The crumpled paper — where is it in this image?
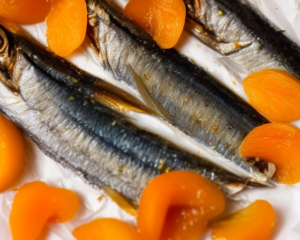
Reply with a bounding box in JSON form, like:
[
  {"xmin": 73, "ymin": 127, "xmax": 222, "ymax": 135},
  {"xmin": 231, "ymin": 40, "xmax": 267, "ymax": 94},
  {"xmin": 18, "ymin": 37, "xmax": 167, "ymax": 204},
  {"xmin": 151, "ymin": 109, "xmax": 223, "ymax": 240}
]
[{"xmin": 1, "ymin": 0, "xmax": 300, "ymax": 239}]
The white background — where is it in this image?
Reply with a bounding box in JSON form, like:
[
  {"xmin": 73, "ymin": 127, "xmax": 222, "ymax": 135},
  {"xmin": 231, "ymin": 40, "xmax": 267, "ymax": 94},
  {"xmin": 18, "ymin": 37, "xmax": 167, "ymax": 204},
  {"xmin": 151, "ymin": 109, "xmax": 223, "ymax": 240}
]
[{"xmin": 1, "ymin": 0, "xmax": 300, "ymax": 239}]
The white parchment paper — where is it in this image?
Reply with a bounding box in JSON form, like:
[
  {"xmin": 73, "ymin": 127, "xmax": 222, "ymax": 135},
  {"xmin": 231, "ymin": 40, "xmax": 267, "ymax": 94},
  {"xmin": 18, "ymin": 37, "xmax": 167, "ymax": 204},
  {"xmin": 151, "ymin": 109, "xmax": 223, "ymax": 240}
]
[{"xmin": 0, "ymin": 0, "xmax": 300, "ymax": 239}]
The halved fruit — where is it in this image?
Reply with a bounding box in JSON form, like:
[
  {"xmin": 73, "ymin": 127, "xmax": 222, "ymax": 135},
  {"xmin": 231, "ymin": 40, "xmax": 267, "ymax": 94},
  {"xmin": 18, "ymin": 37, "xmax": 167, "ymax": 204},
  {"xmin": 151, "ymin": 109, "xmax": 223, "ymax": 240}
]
[
  {"xmin": 243, "ymin": 69, "xmax": 300, "ymax": 123},
  {"xmin": 211, "ymin": 200, "xmax": 276, "ymax": 240},
  {"xmin": 0, "ymin": 0, "xmax": 51, "ymax": 24},
  {"xmin": 0, "ymin": 114, "xmax": 24, "ymax": 192},
  {"xmin": 10, "ymin": 181, "xmax": 80, "ymax": 240},
  {"xmin": 240, "ymin": 123, "xmax": 300, "ymax": 184},
  {"xmin": 73, "ymin": 218, "xmax": 142, "ymax": 240},
  {"xmin": 124, "ymin": 0, "xmax": 186, "ymax": 49},
  {"xmin": 137, "ymin": 171, "xmax": 225, "ymax": 240},
  {"xmin": 46, "ymin": 0, "xmax": 87, "ymax": 56}
]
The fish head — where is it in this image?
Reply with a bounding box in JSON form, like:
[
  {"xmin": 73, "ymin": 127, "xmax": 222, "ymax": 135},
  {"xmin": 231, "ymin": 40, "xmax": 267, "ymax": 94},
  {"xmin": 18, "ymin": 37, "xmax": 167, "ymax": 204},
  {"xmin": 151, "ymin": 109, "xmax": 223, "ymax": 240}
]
[
  {"xmin": 0, "ymin": 26, "xmax": 10, "ymax": 58},
  {"xmin": 0, "ymin": 25, "xmax": 20, "ymax": 92}
]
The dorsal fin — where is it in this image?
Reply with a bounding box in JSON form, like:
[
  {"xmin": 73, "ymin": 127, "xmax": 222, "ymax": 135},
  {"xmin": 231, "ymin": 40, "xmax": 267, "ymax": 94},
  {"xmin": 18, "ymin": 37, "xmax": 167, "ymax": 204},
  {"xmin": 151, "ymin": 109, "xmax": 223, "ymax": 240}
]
[{"xmin": 128, "ymin": 65, "xmax": 171, "ymax": 120}]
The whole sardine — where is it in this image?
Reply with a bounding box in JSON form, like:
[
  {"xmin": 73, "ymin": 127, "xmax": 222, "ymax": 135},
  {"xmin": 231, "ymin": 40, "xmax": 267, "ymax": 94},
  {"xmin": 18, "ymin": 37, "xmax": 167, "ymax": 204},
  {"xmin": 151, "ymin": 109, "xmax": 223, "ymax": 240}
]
[
  {"xmin": 0, "ymin": 26, "xmax": 247, "ymax": 202},
  {"xmin": 86, "ymin": 0, "xmax": 273, "ymax": 183},
  {"xmin": 184, "ymin": 0, "xmax": 300, "ymax": 78}
]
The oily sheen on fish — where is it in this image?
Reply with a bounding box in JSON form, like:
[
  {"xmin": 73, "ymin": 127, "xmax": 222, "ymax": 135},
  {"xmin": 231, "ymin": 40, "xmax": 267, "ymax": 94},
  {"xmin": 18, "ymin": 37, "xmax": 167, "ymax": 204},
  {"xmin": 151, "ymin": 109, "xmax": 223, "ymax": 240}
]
[
  {"xmin": 86, "ymin": 0, "xmax": 273, "ymax": 183},
  {"xmin": 0, "ymin": 26, "xmax": 247, "ymax": 202},
  {"xmin": 184, "ymin": 0, "xmax": 300, "ymax": 79}
]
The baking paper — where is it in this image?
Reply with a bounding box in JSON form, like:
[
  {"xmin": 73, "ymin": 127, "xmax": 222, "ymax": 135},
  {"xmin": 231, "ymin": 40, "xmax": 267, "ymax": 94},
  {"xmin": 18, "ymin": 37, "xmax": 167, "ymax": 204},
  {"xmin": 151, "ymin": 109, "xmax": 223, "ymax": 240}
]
[{"xmin": 0, "ymin": 0, "xmax": 300, "ymax": 239}]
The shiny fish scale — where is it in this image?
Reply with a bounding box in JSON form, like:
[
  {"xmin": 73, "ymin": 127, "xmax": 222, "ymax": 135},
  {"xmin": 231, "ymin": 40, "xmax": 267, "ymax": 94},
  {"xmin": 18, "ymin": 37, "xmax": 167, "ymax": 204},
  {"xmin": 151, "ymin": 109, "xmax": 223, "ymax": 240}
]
[
  {"xmin": 0, "ymin": 28, "xmax": 246, "ymax": 201},
  {"xmin": 184, "ymin": 0, "xmax": 300, "ymax": 78},
  {"xmin": 87, "ymin": 0, "xmax": 270, "ymax": 179}
]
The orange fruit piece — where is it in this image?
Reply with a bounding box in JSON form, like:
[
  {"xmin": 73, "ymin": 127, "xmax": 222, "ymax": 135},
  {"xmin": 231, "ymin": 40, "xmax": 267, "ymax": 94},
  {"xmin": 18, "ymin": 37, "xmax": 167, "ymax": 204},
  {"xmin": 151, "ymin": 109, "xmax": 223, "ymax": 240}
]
[
  {"xmin": 243, "ymin": 69, "xmax": 300, "ymax": 123},
  {"xmin": 10, "ymin": 181, "xmax": 80, "ymax": 240},
  {"xmin": 0, "ymin": 0, "xmax": 51, "ymax": 24},
  {"xmin": 211, "ymin": 200, "xmax": 276, "ymax": 240},
  {"xmin": 0, "ymin": 114, "xmax": 24, "ymax": 192},
  {"xmin": 73, "ymin": 218, "xmax": 142, "ymax": 240},
  {"xmin": 137, "ymin": 171, "xmax": 225, "ymax": 240},
  {"xmin": 46, "ymin": 0, "xmax": 87, "ymax": 56},
  {"xmin": 124, "ymin": 0, "xmax": 186, "ymax": 49},
  {"xmin": 240, "ymin": 123, "xmax": 300, "ymax": 184}
]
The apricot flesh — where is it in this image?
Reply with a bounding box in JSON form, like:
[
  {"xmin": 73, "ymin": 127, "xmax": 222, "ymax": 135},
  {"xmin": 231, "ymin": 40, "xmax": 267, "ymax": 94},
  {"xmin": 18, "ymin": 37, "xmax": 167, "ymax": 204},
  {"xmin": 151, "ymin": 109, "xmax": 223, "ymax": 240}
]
[
  {"xmin": 137, "ymin": 171, "xmax": 225, "ymax": 240},
  {"xmin": 124, "ymin": 0, "xmax": 186, "ymax": 49},
  {"xmin": 240, "ymin": 123, "xmax": 300, "ymax": 184},
  {"xmin": 46, "ymin": 0, "xmax": 87, "ymax": 56},
  {"xmin": 0, "ymin": 0, "xmax": 51, "ymax": 24},
  {"xmin": 0, "ymin": 114, "xmax": 24, "ymax": 192},
  {"xmin": 10, "ymin": 181, "xmax": 80, "ymax": 240},
  {"xmin": 73, "ymin": 218, "xmax": 142, "ymax": 240},
  {"xmin": 211, "ymin": 200, "xmax": 276, "ymax": 240},
  {"xmin": 243, "ymin": 69, "xmax": 300, "ymax": 123}
]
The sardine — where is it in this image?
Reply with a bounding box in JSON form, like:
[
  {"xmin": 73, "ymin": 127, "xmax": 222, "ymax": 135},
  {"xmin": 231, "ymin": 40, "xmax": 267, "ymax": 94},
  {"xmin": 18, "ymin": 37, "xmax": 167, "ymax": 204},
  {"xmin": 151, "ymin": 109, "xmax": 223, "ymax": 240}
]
[
  {"xmin": 86, "ymin": 0, "xmax": 274, "ymax": 183},
  {"xmin": 184, "ymin": 0, "xmax": 300, "ymax": 78},
  {"xmin": 0, "ymin": 25, "xmax": 247, "ymax": 202}
]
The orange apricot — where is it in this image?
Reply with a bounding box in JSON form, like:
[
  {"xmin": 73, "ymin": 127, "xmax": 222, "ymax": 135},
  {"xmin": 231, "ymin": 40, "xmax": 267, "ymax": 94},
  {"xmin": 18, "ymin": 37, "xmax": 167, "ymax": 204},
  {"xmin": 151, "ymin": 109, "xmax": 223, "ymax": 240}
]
[
  {"xmin": 73, "ymin": 218, "xmax": 142, "ymax": 240},
  {"xmin": 0, "ymin": 0, "xmax": 51, "ymax": 24},
  {"xmin": 124, "ymin": 0, "xmax": 186, "ymax": 49},
  {"xmin": 243, "ymin": 69, "xmax": 300, "ymax": 123},
  {"xmin": 211, "ymin": 200, "xmax": 276, "ymax": 240},
  {"xmin": 10, "ymin": 181, "xmax": 80, "ymax": 240},
  {"xmin": 240, "ymin": 123, "xmax": 300, "ymax": 184},
  {"xmin": 0, "ymin": 114, "xmax": 24, "ymax": 192},
  {"xmin": 46, "ymin": 0, "xmax": 87, "ymax": 56},
  {"xmin": 137, "ymin": 171, "xmax": 225, "ymax": 240}
]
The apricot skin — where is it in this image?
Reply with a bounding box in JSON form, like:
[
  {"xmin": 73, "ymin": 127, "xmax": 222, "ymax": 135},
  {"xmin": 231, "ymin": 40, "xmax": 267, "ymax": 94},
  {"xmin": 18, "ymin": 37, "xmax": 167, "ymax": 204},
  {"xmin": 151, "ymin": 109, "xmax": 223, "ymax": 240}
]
[
  {"xmin": 124, "ymin": 0, "xmax": 186, "ymax": 49},
  {"xmin": 137, "ymin": 171, "xmax": 225, "ymax": 240},
  {"xmin": 243, "ymin": 69, "xmax": 300, "ymax": 123},
  {"xmin": 10, "ymin": 181, "xmax": 80, "ymax": 240},
  {"xmin": 73, "ymin": 218, "xmax": 142, "ymax": 240},
  {"xmin": 46, "ymin": 0, "xmax": 87, "ymax": 56},
  {"xmin": 0, "ymin": 0, "xmax": 51, "ymax": 24},
  {"xmin": 211, "ymin": 200, "xmax": 276, "ymax": 240},
  {"xmin": 0, "ymin": 114, "xmax": 25, "ymax": 192},
  {"xmin": 240, "ymin": 123, "xmax": 300, "ymax": 184}
]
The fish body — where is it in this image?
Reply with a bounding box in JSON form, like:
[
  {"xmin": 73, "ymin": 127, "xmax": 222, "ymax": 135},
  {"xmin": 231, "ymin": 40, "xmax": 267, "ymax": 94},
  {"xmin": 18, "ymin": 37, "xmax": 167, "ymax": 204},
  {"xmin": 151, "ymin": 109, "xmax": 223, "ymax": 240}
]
[
  {"xmin": 184, "ymin": 0, "xmax": 300, "ymax": 78},
  {"xmin": 86, "ymin": 0, "xmax": 272, "ymax": 182},
  {"xmin": 0, "ymin": 26, "xmax": 246, "ymax": 202}
]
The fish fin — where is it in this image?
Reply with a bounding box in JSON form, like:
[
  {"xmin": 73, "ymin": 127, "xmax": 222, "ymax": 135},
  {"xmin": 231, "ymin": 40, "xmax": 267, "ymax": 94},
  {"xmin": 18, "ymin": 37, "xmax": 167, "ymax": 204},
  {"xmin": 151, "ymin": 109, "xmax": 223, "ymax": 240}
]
[
  {"xmin": 88, "ymin": 33, "xmax": 119, "ymax": 79},
  {"xmin": 102, "ymin": 56, "xmax": 120, "ymax": 81},
  {"xmin": 185, "ymin": 18, "xmax": 252, "ymax": 55},
  {"xmin": 127, "ymin": 65, "xmax": 171, "ymax": 120},
  {"xmin": 93, "ymin": 90, "xmax": 147, "ymax": 113},
  {"xmin": 102, "ymin": 187, "xmax": 138, "ymax": 218}
]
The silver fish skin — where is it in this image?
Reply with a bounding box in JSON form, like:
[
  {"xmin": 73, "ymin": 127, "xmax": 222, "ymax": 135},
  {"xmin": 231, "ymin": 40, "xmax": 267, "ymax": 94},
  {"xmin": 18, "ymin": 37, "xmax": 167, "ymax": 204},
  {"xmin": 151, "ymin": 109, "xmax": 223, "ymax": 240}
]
[
  {"xmin": 184, "ymin": 0, "xmax": 300, "ymax": 78},
  {"xmin": 0, "ymin": 26, "xmax": 246, "ymax": 202},
  {"xmin": 86, "ymin": 0, "xmax": 273, "ymax": 183}
]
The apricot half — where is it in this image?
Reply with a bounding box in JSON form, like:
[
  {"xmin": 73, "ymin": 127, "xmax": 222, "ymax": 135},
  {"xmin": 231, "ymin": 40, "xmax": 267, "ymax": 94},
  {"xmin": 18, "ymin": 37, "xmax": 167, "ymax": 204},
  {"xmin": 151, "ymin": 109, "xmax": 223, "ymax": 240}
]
[
  {"xmin": 137, "ymin": 171, "xmax": 225, "ymax": 240},
  {"xmin": 243, "ymin": 69, "xmax": 300, "ymax": 123},
  {"xmin": 10, "ymin": 181, "xmax": 80, "ymax": 240},
  {"xmin": 73, "ymin": 218, "xmax": 142, "ymax": 240},
  {"xmin": 124, "ymin": 0, "xmax": 186, "ymax": 49},
  {"xmin": 211, "ymin": 200, "xmax": 276, "ymax": 240},
  {"xmin": 0, "ymin": 114, "xmax": 24, "ymax": 192},
  {"xmin": 0, "ymin": 0, "xmax": 51, "ymax": 24},
  {"xmin": 240, "ymin": 123, "xmax": 300, "ymax": 184},
  {"xmin": 46, "ymin": 0, "xmax": 87, "ymax": 56}
]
